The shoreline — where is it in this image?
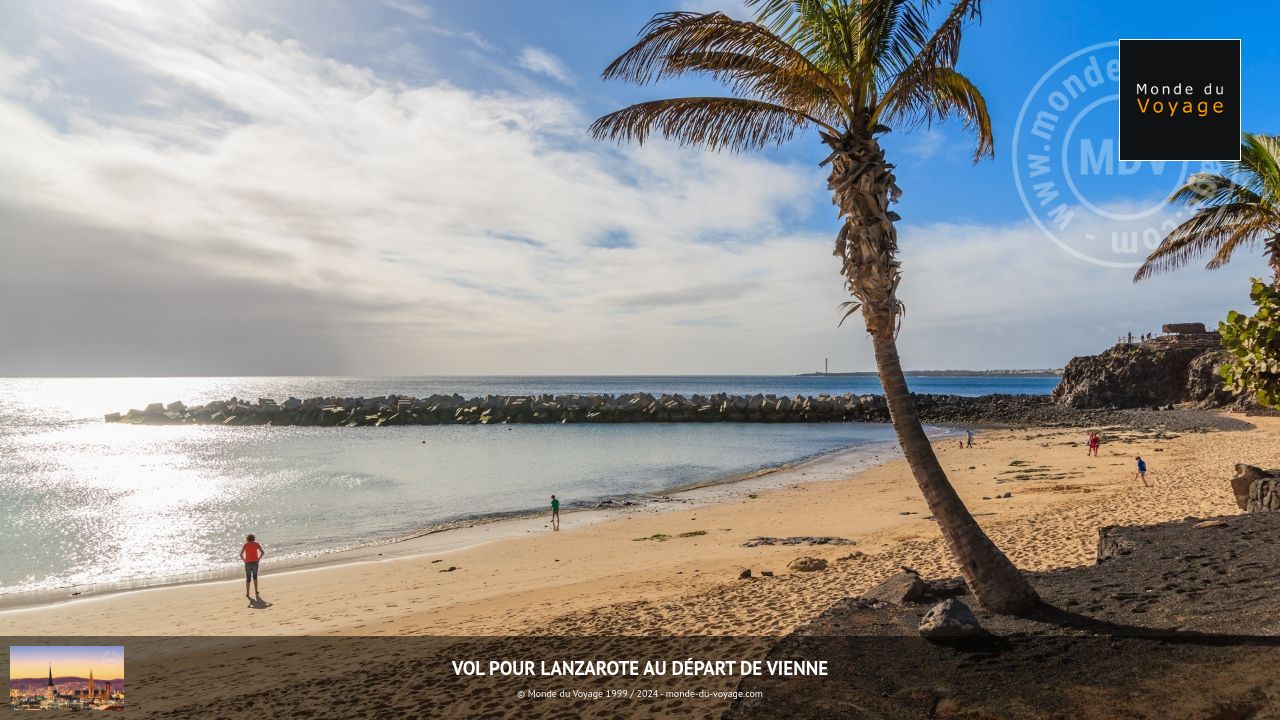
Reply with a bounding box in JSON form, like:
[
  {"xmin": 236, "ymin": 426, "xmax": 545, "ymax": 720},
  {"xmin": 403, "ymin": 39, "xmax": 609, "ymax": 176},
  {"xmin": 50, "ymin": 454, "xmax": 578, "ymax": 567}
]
[
  {"xmin": 4, "ymin": 412, "xmax": 1270, "ymax": 639},
  {"xmin": 0, "ymin": 432, "xmax": 919, "ymax": 614}
]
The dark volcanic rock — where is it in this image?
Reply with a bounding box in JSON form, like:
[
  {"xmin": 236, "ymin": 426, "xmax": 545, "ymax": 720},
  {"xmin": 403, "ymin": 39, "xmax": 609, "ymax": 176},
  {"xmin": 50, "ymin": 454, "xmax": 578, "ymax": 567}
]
[
  {"xmin": 861, "ymin": 570, "xmax": 925, "ymax": 605},
  {"xmin": 106, "ymin": 390, "xmax": 1257, "ymax": 430},
  {"xmin": 1232, "ymin": 464, "xmax": 1267, "ymax": 510},
  {"xmin": 1052, "ymin": 343, "xmax": 1213, "ymax": 408},
  {"xmin": 1234, "ymin": 464, "xmax": 1280, "ymax": 513},
  {"xmin": 1186, "ymin": 349, "xmax": 1236, "ymax": 407},
  {"xmin": 1096, "ymin": 525, "xmax": 1147, "ymax": 562},
  {"xmin": 742, "ymin": 536, "xmax": 854, "ymax": 548}
]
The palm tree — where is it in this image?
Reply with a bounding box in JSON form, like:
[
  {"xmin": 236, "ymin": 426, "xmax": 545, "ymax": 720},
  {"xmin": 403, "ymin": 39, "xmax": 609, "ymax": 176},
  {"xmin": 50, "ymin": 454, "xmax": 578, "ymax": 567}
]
[
  {"xmin": 1135, "ymin": 133, "xmax": 1280, "ymax": 287},
  {"xmin": 590, "ymin": 0, "xmax": 1039, "ymax": 614}
]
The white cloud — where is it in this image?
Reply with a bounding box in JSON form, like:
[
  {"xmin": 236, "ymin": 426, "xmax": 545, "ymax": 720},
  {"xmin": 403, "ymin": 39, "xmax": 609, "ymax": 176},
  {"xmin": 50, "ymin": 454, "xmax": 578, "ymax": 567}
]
[
  {"xmin": 383, "ymin": 0, "xmax": 430, "ymax": 21},
  {"xmin": 0, "ymin": 0, "xmax": 1269, "ymax": 376},
  {"xmin": 0, "ymin": 1, "xmax": 824, "ymax": 375},
  {"xmin": 516, "ymin": 46, "xmax": 574, "ymax": 85}
]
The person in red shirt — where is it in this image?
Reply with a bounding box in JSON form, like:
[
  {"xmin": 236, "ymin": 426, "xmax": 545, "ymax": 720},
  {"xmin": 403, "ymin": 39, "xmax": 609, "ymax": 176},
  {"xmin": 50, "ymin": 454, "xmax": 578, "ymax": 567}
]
[{"xmin": 239, "ymin": 533, "xmax": 266, "ymax": 598}]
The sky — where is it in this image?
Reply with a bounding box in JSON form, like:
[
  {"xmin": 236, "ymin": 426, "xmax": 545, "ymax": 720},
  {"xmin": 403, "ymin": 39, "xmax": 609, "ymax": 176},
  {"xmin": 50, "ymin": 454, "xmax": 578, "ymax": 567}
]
[
  {"xmin": 9, "ymin": 645, "xmax": 125, "ymax": 679},
  {"xmin": 1, "ymin": 0, "xmax": 1278, "ymax": 376}
]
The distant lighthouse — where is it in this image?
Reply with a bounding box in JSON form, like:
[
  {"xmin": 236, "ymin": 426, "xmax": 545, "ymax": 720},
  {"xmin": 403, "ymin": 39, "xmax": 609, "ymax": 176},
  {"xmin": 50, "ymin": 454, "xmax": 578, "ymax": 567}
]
[{"xmin": 824, "ymin": 358, "xmax": 829, "ymax": 374}]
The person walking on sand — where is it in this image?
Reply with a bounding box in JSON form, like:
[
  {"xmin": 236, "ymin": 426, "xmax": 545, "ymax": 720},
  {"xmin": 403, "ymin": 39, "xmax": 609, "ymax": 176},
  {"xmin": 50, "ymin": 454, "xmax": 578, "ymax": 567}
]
[
  {"xmin": 965, "ymin": 430, "xmax": 974, "ymax": 448},
  {"xmin": 550, "ymin": 494, "xmax": 560, "ymax": 531},
  {"xmin": 240, "ymin": 533, "xmax": 265, "ymax": 598},
  {"xmin": 1087, "ymin": 432, "xmax": 1100, "ymax": 457},
  {"xmin": 1134, "ymin": 456, "xmax": 1149, "ymax": 487}
]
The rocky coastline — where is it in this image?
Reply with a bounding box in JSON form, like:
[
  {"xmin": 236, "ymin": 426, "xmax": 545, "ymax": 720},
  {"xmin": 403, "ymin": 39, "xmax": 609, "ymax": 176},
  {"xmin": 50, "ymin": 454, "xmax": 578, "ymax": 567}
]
[{"xmin": 1051, "ymin": 322, "xmax": 1249, "ymax": 410}]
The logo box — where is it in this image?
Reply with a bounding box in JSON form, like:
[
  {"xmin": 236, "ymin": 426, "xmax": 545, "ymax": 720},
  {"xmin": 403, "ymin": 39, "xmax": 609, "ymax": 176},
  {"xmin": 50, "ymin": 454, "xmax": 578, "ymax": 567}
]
[{"xmin": 1119, "ymin": 39, "xmax": 1240, "ymax": 161}]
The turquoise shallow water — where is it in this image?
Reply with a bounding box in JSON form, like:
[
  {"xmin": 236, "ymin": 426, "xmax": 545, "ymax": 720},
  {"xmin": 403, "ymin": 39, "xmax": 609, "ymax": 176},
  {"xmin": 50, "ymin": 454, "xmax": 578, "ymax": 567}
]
[{"xmin": 0, "ymin": 375, "xmax": 1056, "ymax": 594}]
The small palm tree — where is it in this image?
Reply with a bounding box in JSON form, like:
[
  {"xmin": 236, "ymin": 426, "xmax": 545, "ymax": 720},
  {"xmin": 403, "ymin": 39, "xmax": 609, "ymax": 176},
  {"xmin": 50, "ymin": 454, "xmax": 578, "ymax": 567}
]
[
  {"xmin": 591, "ymin": 0, "xmax": 1039, "ymax": 613},
  {"xmin": 1135, "ymin": 133, "xmax": 1280, "ymax": 287}
]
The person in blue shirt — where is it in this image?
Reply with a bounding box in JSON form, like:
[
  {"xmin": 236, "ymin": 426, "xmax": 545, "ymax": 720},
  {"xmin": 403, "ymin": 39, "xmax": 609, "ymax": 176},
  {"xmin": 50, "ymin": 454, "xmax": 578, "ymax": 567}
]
[{"xmin": 1135, "ymin": 456, "xmax": 1149, "ymax": 487}]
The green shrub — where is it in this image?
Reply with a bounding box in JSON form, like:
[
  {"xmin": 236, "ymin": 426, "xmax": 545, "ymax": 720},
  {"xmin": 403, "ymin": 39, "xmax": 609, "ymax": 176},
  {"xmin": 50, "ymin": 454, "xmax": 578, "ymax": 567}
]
[{"xmin": 1219, "ymin": 279, "xmax": 1280, "ymax": 409}]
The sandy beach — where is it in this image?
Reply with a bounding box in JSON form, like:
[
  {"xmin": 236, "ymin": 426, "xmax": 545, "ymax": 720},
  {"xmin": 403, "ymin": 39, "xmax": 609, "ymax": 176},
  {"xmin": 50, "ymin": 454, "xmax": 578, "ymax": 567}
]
[{"xmin": 3, "ymin": 413, "xmax": 1276, "ymax": 639}]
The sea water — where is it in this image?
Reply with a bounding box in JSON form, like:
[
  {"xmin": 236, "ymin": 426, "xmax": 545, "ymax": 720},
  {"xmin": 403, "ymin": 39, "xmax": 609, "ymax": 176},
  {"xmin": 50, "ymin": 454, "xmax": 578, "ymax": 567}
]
[{"xmin": 0, "ymin": 375, "xmax": 1056, "ymax": 595}]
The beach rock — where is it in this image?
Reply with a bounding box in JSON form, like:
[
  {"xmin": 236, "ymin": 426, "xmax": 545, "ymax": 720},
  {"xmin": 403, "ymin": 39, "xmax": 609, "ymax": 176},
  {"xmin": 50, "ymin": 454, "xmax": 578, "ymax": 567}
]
[
  {"xmin": 1248, "ymin": 475, "xmax": 1280, "ymax": 513},
  {"xmin": 1096, "ymin": 526, "xmax": 1146, "ymax": 563},
  {"xmin": 739, "ymin": 569, "xmax": 752, "ymax": 579},
  {"xmin": 918, "ymin": 599, "xmax": 984, "ymax": 639},
  {"xmin": 1231, "ymin": 464, "xmax": 1266, "ymax": 510},
  {"xmin": 862, "ymin": 570, "xmax": 925, "ymax": 604},
  {"xmin": 742, "ymin": 536, "xmax": 854, "ymax": 548},
  {"xmin": 786, "ymin": 557, "xmax": 828, "ymax": 573},
  {"xmin": 760, "ymin": 570, "xmax": 774, "ymax": 577},
  {"xmin": 1233, "ymin": 465, "xmax": 1280, "ymax": 513},
  {"xmin": 921, "ymin": 577, "xmax": 969, "ymax": 602}
]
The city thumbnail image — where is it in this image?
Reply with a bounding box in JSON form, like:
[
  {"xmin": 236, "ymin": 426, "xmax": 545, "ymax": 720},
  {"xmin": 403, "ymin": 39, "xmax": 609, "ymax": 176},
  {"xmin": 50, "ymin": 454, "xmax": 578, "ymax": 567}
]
[{"xmin": 9, "ymin": 646, "xmax": 123, "ymax": 711}]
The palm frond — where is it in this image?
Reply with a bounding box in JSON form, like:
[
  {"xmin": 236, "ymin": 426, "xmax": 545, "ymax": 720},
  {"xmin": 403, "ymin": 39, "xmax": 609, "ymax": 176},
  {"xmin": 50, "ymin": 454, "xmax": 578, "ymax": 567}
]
[
  {"xmin": 907, "ymin": 0, "xmax": 981, "ymax": 71},
  {"xmin": 1205, "ymin": 222, "xmax": 1270, "ymax": 270},
  {"xmin": 867, "ymin": 0, "xmax": 929, "ymax": 82},
  {"xmin": 748, "ymin": 0, "xmax": 860, "ymax": 88},
  {"xmin": 877, "ymin": 66, "xmax": 992, "ymax": 160},
  {"xmin": 1134, "ymin": 203, "xmax": 1273, "ymax": 280},
  {"xmin": 601, "ymin": 11, "xmax": 852, "ymax": 122},
  {"xmin": 588, "ymin": 97, "xmax": 820, "ymax": 152},
  {"xmin": 1169, "ymin": 172, "xmax": 1263, "ymax": 207},
  {"xmin": 1239, "ymin": 132, "xmax": 1280, "ymax": 205},
  {"xmin": 663, "ymin": 50, "xmax": 842, "ymax": 124},
  {"xmin": 877, "ymin": 0, "xmax": 981, "ymax": 123}
]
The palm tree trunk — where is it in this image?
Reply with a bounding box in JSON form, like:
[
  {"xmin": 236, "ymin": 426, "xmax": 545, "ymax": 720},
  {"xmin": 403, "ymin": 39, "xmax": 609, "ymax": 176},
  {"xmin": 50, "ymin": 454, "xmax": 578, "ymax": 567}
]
[
  {"xmin": 826, "ymin": 128, "xmax": 1040, "ymax": 615},
  {"xmin": 869, "ymin": 327, "xmax": 1040, "ymax": 613}
]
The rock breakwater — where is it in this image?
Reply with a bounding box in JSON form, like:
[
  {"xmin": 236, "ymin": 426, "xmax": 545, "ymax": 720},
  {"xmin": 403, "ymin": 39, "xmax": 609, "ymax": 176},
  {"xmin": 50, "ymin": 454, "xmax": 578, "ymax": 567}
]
[{"xmin": 104, "ymin": 392, "xmax": 1064, "ymax": 427}]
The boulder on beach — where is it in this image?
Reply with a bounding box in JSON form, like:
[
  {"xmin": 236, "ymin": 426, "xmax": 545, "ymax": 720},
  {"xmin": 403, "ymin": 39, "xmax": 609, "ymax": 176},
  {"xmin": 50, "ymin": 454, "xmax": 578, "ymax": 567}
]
[
  {"xmin": 862, "ymin": 570, "xmax": 925, "ymax": 604},
  {"xmin": 917, "ymin": 598, "xmax": 984, "ymax": 639},
  {"xmin": 1233, "ymin": 464, "xmax": 1280, "ymax": 513},
  {"xmin": 1096, "ymin": 525, "xmax": 1146, "ymax": 563}
]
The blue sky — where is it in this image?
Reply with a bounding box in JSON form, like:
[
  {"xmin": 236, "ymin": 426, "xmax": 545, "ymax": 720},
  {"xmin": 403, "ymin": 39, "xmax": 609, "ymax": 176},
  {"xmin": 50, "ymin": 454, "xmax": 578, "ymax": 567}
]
[
  {"xmin": 0, "ymin": 0, "xmax": 1277, "ymax": 375},
  {"xmin": 434, "ymin": 0, "xmax": 1280, "ymax": 228}
]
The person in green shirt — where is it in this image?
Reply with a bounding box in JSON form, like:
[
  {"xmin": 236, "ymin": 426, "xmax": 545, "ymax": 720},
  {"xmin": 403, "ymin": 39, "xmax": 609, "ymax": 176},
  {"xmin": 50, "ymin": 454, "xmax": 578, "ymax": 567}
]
[{"xmin": 550, "ymin": 494, "xmax": 560, "ymax": 531}]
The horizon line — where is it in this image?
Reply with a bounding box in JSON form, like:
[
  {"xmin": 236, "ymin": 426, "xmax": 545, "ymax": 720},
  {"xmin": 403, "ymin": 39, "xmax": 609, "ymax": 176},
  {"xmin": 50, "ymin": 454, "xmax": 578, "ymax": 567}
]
[{"xmin": 0, "ymin": 369, "xmax": 1064, "ymax": 380}]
